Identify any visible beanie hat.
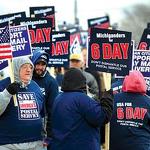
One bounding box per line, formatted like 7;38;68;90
36;54;49;65
61;68;86;92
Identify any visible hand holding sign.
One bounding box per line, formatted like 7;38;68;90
6;82;20;95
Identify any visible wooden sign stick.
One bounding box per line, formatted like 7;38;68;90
100;72;111;150
8;59;18;106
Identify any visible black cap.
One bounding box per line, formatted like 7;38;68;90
36;54;48;64
61;68;86;91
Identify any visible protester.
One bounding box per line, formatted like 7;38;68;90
69;53;99;99
0;57;44;150
51;68;113;150
110;70;150;150
82;48;101;98
54;67;64;87
31;49;59;149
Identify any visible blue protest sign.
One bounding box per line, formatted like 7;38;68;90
10;25;32;57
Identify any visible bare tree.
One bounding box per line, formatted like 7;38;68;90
118;4;150;43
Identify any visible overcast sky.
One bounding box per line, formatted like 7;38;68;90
0;0;150;29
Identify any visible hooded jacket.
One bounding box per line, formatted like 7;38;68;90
51;68;113;150
0;57;44;145
110;71;150;150
31;49;59;140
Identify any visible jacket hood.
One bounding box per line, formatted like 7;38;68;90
122;70;147;94
13;57;34;87
31;48;49;65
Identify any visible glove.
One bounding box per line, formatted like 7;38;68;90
6;82;20;95
100;89;114;124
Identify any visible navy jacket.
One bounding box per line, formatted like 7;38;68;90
51;91;111;150
110;71;150;150
0;77;44;145
31;50;59;138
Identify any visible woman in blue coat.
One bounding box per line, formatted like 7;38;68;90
51;68;113;150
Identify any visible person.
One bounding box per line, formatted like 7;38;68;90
69;53;99;99
82;48;101;98
82;47;106;147
54;67;64;87
31;49;59;149
110;70;150;150
51;68;113;150
0;57;45;150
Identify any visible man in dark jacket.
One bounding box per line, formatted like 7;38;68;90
31;49;59;149
51;68;113;150
110;70;150;150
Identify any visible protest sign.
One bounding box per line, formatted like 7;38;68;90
13;17;52;53
10;25;32;57
49;31;70;67
88;15;110;29
0;12;26;25
88;28;132;76
137;28;150;50
132;50;150;77
30;6;55;29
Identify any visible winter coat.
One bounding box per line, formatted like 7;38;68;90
110;71;150;150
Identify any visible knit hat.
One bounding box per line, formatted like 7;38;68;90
61;68;86;91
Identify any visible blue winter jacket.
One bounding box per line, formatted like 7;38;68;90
31;49;59;138
110;71;150;150
51;91;109;150
0;77;44;145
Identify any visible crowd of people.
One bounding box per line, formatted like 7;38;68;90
0;47;150;150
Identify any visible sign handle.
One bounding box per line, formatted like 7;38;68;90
8;59;18;106
100;72;111;150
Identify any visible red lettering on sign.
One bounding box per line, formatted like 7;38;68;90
120;43;129;59
52;41;69;56
62;41;69;54
91;43;100;59
43;28;51;42
29;28;51;44
138;42;147;50
103;43;111;59
29;30;35;44
36;29;45;43
103;43;129;59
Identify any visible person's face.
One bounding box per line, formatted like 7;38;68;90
34;61;47;76
19;63;33;84
82;49;87;67
69;59;83;69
